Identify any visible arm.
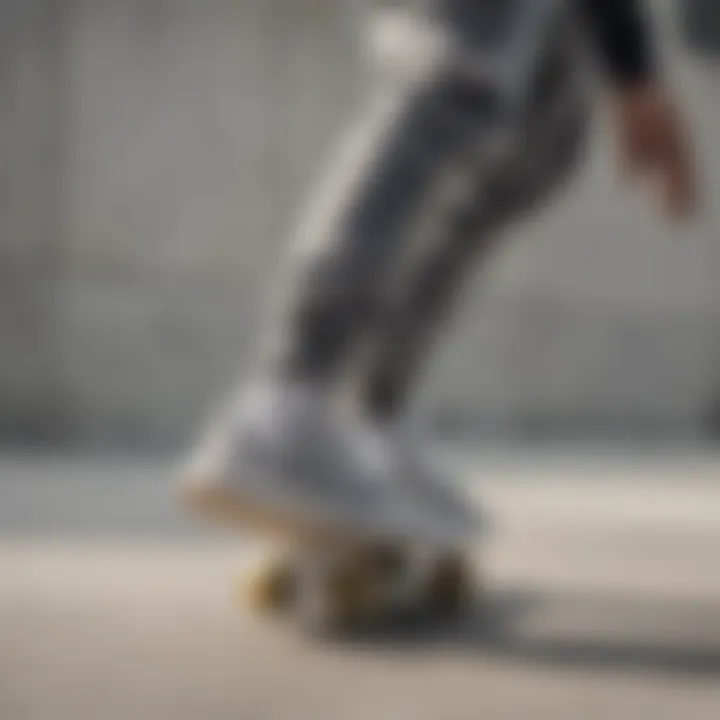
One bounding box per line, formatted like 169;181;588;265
578;0;696;218
578;0;655;86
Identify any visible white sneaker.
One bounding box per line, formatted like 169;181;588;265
381;420;485;546
180;382;426;543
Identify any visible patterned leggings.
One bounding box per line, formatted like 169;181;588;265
261;0;590;419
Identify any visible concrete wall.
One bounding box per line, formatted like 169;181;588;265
2;0;720;448
0;1;67;442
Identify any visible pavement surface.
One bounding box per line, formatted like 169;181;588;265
1;449;720;720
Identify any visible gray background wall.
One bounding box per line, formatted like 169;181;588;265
2;0;720;449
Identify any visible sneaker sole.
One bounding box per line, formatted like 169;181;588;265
181;475;389;547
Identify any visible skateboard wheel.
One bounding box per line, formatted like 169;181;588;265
295;551;385;632
243;556;297;615
324;555;380;625
425;553;476;616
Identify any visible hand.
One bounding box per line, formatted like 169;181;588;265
612;83;697;219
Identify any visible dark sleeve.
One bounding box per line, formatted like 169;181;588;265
576;0;656;86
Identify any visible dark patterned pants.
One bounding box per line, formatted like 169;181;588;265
262;0;591;419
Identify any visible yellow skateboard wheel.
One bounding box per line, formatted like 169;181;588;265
243;555;297;615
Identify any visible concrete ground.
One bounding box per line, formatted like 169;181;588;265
1;449;720;720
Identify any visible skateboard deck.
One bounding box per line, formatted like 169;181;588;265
184;472;482;632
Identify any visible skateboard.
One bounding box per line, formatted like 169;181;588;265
242;540;478;632
184;465;481;633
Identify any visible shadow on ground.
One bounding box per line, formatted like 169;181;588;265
330;587;720;679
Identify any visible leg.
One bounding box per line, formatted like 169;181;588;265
184;0;589;582
261;0;585;390
184;53;501;541
261;79;504;387
358;0;591;420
